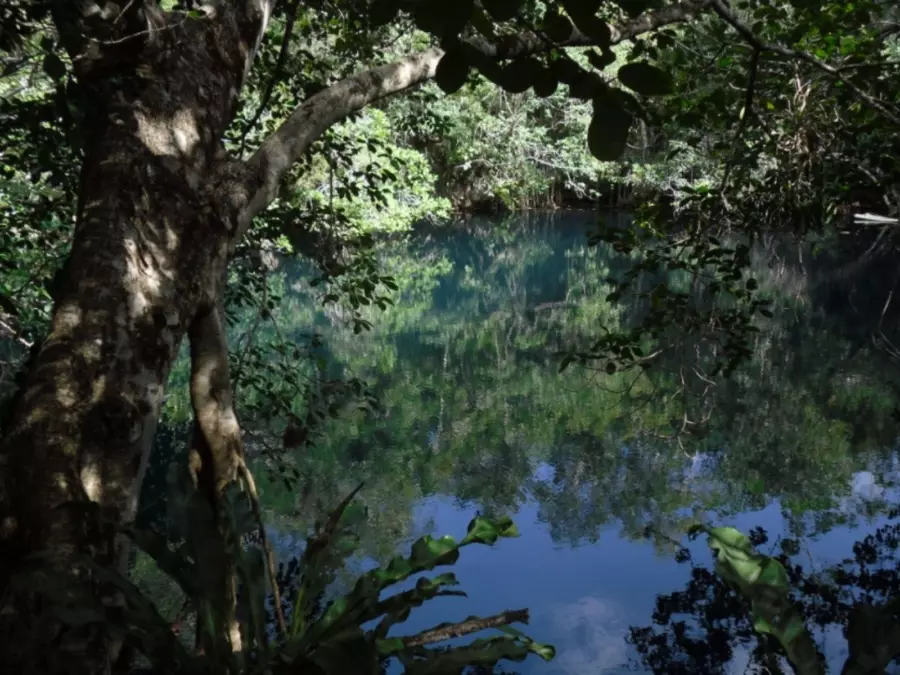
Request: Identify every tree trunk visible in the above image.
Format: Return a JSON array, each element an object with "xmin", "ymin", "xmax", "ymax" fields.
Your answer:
[{"xmin": 0, "ymin": 8, "xmax": 267, "ymax": 673}]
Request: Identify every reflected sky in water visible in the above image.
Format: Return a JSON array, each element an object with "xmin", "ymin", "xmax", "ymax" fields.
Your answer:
[
  {"xmin": 149, "ymin": 211, "xmax": 900, "ymax": 673},
  {"xmin": 303, "ymin": 213, "xmax": 900, "ymax": 673},
  {"xmin": 374, "ymin": 464, "xmax": 900, "ymax": 674}
]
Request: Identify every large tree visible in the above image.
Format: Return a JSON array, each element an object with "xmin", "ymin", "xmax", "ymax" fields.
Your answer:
[{"xmin": 0, "ymin": 0, "xmax": 897, "ymax": 672}]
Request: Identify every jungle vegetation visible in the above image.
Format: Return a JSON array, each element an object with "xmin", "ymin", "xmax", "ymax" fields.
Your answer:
[{"xmin": 1, "ymin": 0, "xmax": 899, "ymax": 673}]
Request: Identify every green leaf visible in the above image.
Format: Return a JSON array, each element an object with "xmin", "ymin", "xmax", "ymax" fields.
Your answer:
[
  {"xmin": 588, "ymin": 101, "xmax": 633, "ymax": 161},
  {"xmin": 586, "ymin": 48, "xmax": 617, "ymax": 71},
  {"xmin": 464, "ymin": 516, "xmax": 518, "ymax": 544},
  {"xmin": 498, "ymin": 57, "xmax": 543, "ymax": 94},
  {"xmin": 533, "ymin": 68, "xmax": 559, "ymax": 98},
  {"xmin": 376, "ymin": 637, "xmax": 406, "ymax": 656},
  {"xmin": 435, "ymin": 49, "xmax": 470, "ymax": 94},
  {"xmin": 617, "ymin": 62, "xmax": 673, "ymax": 96},
  {"xmin": 703, "ymin": 525, "xmax": 823, "ymax": 675},
  {"xmin": 542, "ymin": 10, "xmax": 575, "ymax": 43},
  {"xmin": 410, "ymin": 534, "xmax": 460, "ymax": 567}
]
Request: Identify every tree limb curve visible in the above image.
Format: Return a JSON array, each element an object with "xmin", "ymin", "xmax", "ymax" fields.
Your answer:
[{"xmin": 237, "ymin": 0, "xmax": 713, "ymax": 233}]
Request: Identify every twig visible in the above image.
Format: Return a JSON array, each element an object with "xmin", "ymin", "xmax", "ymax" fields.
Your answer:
[
  {"xmin": 720, "ymin": 47, "xmax": 760, "ymax": 193},
  {"xmin": 709, "ymin": 0, "xmax": 900, "ymax": 126},
  {"xmin": 238, "ymin": 0, "xmax": 300, "ymax": 157},
  {"xmin": 401, "ymin": 609, "xmax": 530, "ymax": 648},
  {"xmin": 236, "ymin": 456, "xmax": 287, "ymax": 635}
]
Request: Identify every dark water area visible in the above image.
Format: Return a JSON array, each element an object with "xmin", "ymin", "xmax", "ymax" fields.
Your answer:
[{"xmin": 144, "ymin": 211, "xmax": 900, "ymax": 673}]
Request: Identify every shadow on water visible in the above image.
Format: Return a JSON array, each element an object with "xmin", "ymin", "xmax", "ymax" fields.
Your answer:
[{"xmin": 141, "ymin": 211, "xmax": 900, "ymax": 673}]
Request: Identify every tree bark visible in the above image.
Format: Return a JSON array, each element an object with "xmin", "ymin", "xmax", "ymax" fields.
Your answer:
[
  {"xmin": 0, "ymin": 1, "xmax": 710, "ymax": 671},
  {"xmin": 0, "ymin": 5, "xmax": 270, "ymax": 672}
]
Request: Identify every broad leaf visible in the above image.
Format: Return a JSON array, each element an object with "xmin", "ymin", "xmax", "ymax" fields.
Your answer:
[
  {"xmin": 588, "ymin": 101, "xmax": 633, "ymax": 161},
  {"xmin": 703, "ymin": 526, "xmax": 823, "ymax": 675},
  {"xmin": 617, "ymin": 62, "xmax": 673, "ymax": 96},
  {"xmin": 435, "ymin": 50, "xmax": 470, "ymax": 94}
]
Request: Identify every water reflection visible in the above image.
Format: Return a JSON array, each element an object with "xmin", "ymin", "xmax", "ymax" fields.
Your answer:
[{"xmin": 142, "ymin": 211, "xmax": 900, "ymax": 672}]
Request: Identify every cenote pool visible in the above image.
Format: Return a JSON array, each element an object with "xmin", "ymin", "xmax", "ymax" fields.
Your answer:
[{"xmin": 140, "ymin": 211, "xmax": 900, "ymax": 673}]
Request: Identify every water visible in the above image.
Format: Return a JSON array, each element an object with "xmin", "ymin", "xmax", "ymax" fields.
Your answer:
[{"xmin": 146, "ymin": 211, "xmax": 900, "ymax": 672}]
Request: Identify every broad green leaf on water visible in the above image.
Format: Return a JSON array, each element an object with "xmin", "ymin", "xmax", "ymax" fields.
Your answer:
[
  {"xmin": 435, "ymin": 49, "xmax": 470, "ymax": 94},
  {"xmin": 319, "ymin": 596, "xmax": 350, "ymax": 631},
  {"xmin": 616, "ymin": 62, "xmax": 673, "ymax": 96},
  {"xmin": 497, "ymin": 625, "xmax": 556, "ymax": 661},
  {"xmin": 529, "ymin": 641, "xmax": 557, "ymax": 661},
  {"xmin": 464, "ymin": 515, "xmax": 519, "ymax": 544},
  {"xmin": 588, "ymin": 101, "xmax": 633, "ymax": 161},
  {"xmin": 384, "ymin": 554, "xmax": 415, "ymax": 580},
  {"xmin": 483, "ymin": 0, "xmax": 522, "ymax": 21},
  {"xmin": 702, "ymin": 525, "xmax": 823, "ymax": 675},
  {"xmin": 376, "ymin": 637, "xmax": 406, "ymax": 656},
  {"xmin": 410, "ymin": 534, "xmax": 460, "ymax": 567}
]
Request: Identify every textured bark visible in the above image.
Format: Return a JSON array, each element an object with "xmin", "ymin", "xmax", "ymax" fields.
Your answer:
[
  {"xmin": 0, "ymin": 4, "xmax": 270, "ymax": 673},
  {"xmin": 187, "ymin": 302, "xmax": 246, "ymax": 652},
  {"xmin": 0, "ymin": 1, "xmax": 708, "ymax": 671}
]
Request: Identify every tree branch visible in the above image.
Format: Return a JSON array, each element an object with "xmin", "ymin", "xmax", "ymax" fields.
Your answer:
[
  {"xmin": 237, "ymin": 0, "xmax": 301, "ymax": 157},
  {"xmin": 709, "ymin": 0, "xmax": 900, "ymax": 126},
  {"xmin": 400, "ymin": 609, "xmax": 530, "ymax": 648},
  {"xmin": 237, "ymin": 0, "xmax": 713, "ymax": 233}
]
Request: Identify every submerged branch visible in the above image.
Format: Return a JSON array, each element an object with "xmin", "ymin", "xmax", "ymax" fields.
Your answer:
[{"xmin": 401, "ymin": 609, "xmax": 530, "ymax": 648}]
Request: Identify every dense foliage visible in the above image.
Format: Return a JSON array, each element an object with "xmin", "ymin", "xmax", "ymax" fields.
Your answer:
[{"xmin": 2, "ymin": 0, "xmax": 900, "ymax": 673}]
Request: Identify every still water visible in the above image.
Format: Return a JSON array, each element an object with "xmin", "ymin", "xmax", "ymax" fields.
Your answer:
[{"xmin": 149, "ymin": 211, "xmax": 900, "ymax": 672}]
